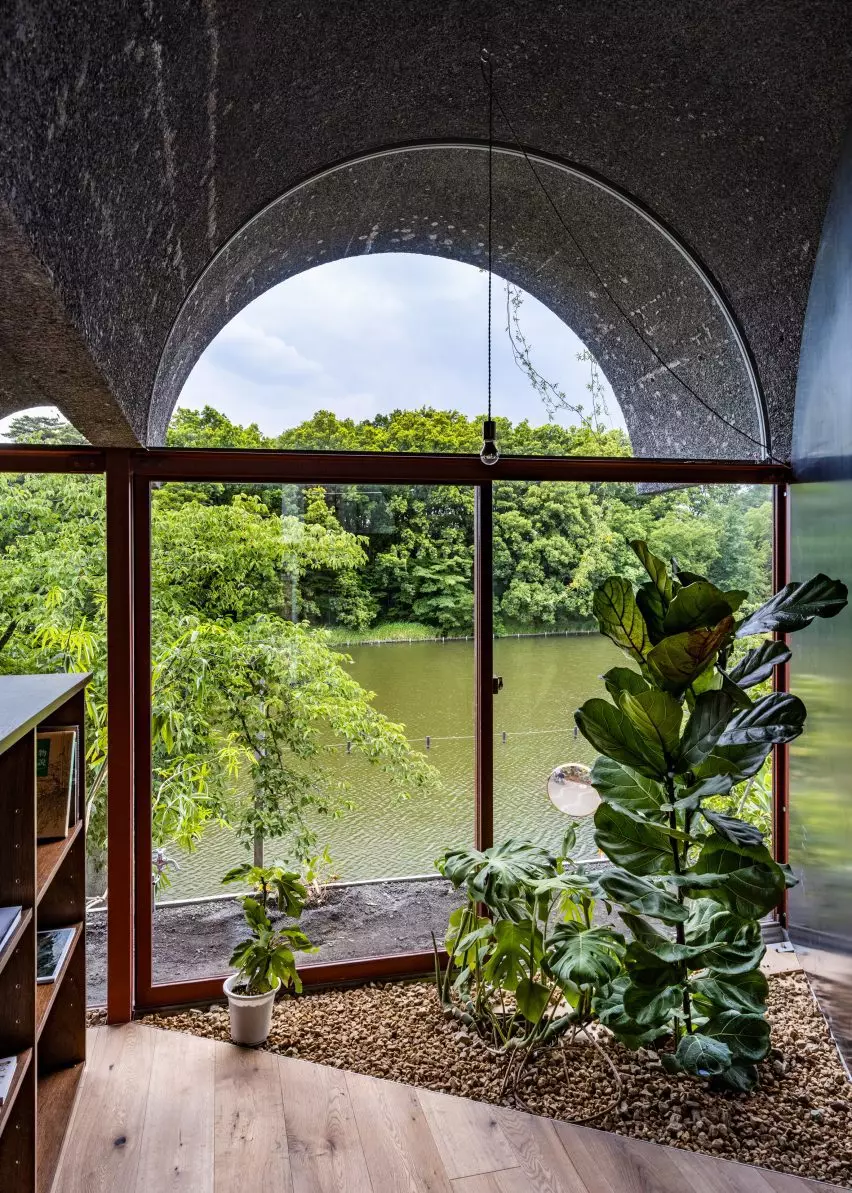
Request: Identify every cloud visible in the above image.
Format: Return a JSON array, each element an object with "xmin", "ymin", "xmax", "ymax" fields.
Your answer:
[
  {"xmin": 177, "ymin": 254, "xmax": 622, "ymax": 437},
  {"xmin": 207, "ymin": 321, "xmax": 322, "ymax": 385}
]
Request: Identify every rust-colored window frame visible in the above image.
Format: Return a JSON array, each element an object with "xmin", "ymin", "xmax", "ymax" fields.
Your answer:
[
  {"xmin": 128, "ymin": 448, "xmax": 790, "ymax": 1015},
  {"xmin": 0, "ymin": 444, "xmax": 791, "ymax": 1021}
]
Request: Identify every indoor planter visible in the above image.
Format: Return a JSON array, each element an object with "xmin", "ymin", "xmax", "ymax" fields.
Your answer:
[{"xmin": 224, "ymin": 888, "xmax": 315, "ymax": 1045}]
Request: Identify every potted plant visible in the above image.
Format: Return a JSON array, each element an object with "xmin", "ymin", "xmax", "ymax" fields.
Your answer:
[{"xmin": 224, "ymin": 895, "xmax": 315, "ymax": 1045}]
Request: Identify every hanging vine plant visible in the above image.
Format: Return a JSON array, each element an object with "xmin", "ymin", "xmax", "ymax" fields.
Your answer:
[{"xmin": 575, "ymin": 540, "xmax": 846, "ymax": 1091}]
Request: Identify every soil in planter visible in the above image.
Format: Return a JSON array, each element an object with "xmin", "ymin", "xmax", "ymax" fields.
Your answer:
[{"xmin": 139, "ymin": 971, "xmax": 852, "ymax": 1188}]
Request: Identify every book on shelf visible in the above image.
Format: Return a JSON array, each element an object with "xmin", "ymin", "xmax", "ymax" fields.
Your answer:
[
  {"xmin": 0, "ymin": 906, "xmax": 22, "ymax": 956},
  {"xmin": 36, "ymin": 926, "xmax": 76, "ymax": 984},
  {"xmin": 0, "ymin": 1055, "xmax": 16, "ymax": 1106},
  {"xmin": 36, "ymin": 725, "xmax": 77, "ymax": 840}
]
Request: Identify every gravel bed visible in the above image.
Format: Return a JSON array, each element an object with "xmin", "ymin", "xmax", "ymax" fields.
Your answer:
[{"xmin": 139, "ymin": 971, "xmax": 852, "ymax": 1187}]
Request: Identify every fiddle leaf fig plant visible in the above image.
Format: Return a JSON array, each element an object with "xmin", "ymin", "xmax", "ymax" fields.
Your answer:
[{"xmin": 575, "ymin": 540, "xmax": 846, "ymax": 1090}]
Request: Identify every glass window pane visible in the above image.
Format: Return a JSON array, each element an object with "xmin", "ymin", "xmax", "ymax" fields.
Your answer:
[
  {"xmin": 493, "ymin": 481, "xmax": 774, "ymax": 858},
  {"xmin": 158, "ymin": 146, "xmax": 763, "ymax": 462},
  {"xmin": 148, "ymin": 480, "xmax": 473, "ymax": 986}
]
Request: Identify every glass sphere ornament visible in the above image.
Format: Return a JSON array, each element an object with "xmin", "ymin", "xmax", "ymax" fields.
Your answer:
[{"xmin": 547, "ymin": 763, "xmax": 600, "ymax": 817}]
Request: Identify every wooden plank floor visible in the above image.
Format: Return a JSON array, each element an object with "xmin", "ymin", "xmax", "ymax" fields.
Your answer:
[{"xmin": 54, "ymin": 1024, "xmax": 844, "ymax": 1193}]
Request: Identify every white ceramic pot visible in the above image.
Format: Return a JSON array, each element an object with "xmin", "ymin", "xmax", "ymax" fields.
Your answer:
[{"xmin": 223, "ymin": 972, "xmax": 280, "ymax": 1045}]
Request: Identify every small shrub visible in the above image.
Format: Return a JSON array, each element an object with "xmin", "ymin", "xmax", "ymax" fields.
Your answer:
[{"xmin": 435, "ymin": 831, "xmax": 625, "ymax": 1094}]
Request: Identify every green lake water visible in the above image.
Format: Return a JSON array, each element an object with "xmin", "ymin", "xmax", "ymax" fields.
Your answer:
[{"xmin": 162, "ymin": 633, "xmax": 618, "ymax": 900}]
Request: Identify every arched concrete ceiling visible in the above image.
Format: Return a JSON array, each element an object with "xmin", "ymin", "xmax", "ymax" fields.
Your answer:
[
  {"xmin": 156, "ymin": 146, "xmax": 765, "ymax": 459},
  {"xmin": 1, "ymin": 1, "xmax": 851, "ymax": 451}
]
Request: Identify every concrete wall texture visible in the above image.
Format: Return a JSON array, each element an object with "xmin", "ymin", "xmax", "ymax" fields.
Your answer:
[{"xmin": 1, "ymin": 2, "xmax": 852, "ymax": 448}]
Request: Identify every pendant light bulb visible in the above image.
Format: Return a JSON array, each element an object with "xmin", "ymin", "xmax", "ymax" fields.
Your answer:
[{"xmin": 480, "ymin": 418, "xmax": 499, "ymax": 466}]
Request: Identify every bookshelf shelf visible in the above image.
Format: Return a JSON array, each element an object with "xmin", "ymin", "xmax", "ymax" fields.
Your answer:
[
  {"xmin": 35, "ymin": 923, "xmax": 84, "ymax": 1040},
  {"xmin": 0, "ymin": 1048, "xmax": 33, "ymax": 1141},
  {"xmin": 36, "ymin": 822, "xmax": 84, "ymax": 904},
  {"xmin": 36, "ymin": 1063, "xmax": 85, "ymax": 1193},
  {"xmin": 0, "ymin": 673, "xmax": 89, "ymax": 1193},
  {"xmin": 0, "ymin": 909, "xmax": 33, "ymax": 981}
]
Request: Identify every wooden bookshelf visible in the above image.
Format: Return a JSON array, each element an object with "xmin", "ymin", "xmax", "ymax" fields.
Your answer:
[{"xmin": 0, "ymin": 674, "xmax": 90, "ymax": 1193}]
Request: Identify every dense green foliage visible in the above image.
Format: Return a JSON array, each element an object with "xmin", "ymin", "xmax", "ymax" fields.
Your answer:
[
  {"xmin": 575, "ymin": 541, "xmax": 847, "ymax": 1089},
  {"xmin": 163, "ymin": 405, "xmax": 772, "ymax": 636},
  {"xmin": 0, "ymin": 406, "xmax": 772, "ymax": 887},
  {"xmin": 436, "ymin": 831, "xmax": 626, "ymax": 1095}
]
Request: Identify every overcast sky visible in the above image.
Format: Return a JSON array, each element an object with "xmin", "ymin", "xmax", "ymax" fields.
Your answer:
[
  {"xmin": 1, "ymin": 254, "xmax": 623, "ymax": 439},
  {"xmin": 177, "ymin": 254, "xmax": 621, "ymax": 435}
]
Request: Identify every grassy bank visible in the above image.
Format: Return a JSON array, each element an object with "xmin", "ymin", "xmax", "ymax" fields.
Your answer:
[{"xmin": 325, "ymin": 620, "xmax": 597, "ymax": 646}]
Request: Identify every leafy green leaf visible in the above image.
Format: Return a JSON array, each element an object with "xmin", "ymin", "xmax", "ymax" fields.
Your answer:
[
  {"xmin": 692, "ymin": 969, "xmax": 769, "ymax": 1016},
  {"xmin": 670, "ymin": 773, "xmax": 734, "ymax": 812},
  {"xmin": 736, "ymin": 574, "xmax": 848, "ymax": 637},
  {"xmin": 682, "ymin": 899, "xmax": 765, "ymax": 974},
  {"xmin": 601, "ymin": 666, "xmax": 650, "ymax": 702},
  {"xmin": 719, "ymin": 673, "xmax": 755, "ymax": 709},
  {"xmin": 589, "ymin": 756, "xmax": 667, "ymax": 819},
  {"xmin": 636, "ymin": 582, "xmax": 667, "ymax": 644},
  {"xmin": 515, "ymin": 978, "xmax": 552, "ymax": 1023},
  {"xmin": 575, "ymin": 699, "xmax": 667, "ymax": 778},
  {"xmin": 445, "ymin": 907, "xmax": 493, "ymax": 968},
  {"xmin": 692, "ymin": 839, "xmax": 785, "ymax": 918},
  {"xmin": 704, "ymin": 1010, "xmax": 771, "ymax": 1061},
  {"xmin": 675, "ymin": 691, "xmax": 734, "ymax": 772},
  {"xmin": 779, "ymin": 862, "xmax": 799, "ymax": 890},
  {"xmin": 663, "ymin": 582, "xmax": 741, "ymax": 634},
  {"xmin": 598, "ymin": 867, "xmax": 687, "ymax": 923},
  {"xmin": 675, "ymin": 1032, "xmax": 732, "ymax": 1078},
  {"xmin": 438, "ymin": 840, "xmax": 556, "ymax": 914},
  {"xmin": 620, "ymin": 690, "xmax": 683, "ymax": 762},
  {"xmin": 646, "ymin": 616, "xmax": 734, "ymax": 693},
  {"xmin": 630, "ymin": 540, "xmax": 673, "ymax": 602},
  {"xmin": 482, "ymin": 919, "xmax": 543, "ymax": 992},
  {"xmin": 623, "ymin": 981, "xmax": 682, "ymax": 1027},
  {"xmin": 692, "ymin": 740, "xmax": 772, "ymax": 782},
  {"xmin": 595, "ymin": 976, "xmax": 669, "ymax": 1048},
  {"xmin": 546, "ymin": 922, "xmax": 625, "ymax": 989},
  {"xmin": 711, "ymin": 1060, "xmax": 759, "ymax": 1092},
  {"xmin": 593, "ymin": 804, "xmax": 677, "ymax": 875},
  {"xmin": 593, "ymin": 576, "xmax": 650, "ymax": 662},
  {"xmin": 559, "ymin": 825, "xmax": 577, "ymax": 857},
  {"xmin": 701, "ymin": 809, "xmax": 764, "ymax": 847},
  {"xmin": 728, "ymin": 640, "xmax": 792, "ymax": 688},
  {"xmin": 719, "ymin": 692, "xmax": 806, "ymax": 747}
]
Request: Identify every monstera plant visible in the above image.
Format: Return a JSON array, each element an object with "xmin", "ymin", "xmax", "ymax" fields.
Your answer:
[
  {"xmin": 575, "ymin": 541, "xmax": 846, "ymax": 1090},
  {"xmin": 435, "ymin": 831, "xmax": 625, "ymax": 1097}
]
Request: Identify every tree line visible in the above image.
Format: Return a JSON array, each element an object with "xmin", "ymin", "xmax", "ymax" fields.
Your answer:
[{"xmin": 0, "ymin": 406, "xmax": 771, "ymax": 881}]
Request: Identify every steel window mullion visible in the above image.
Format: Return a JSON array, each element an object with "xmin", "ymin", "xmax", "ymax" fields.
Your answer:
[
  {"xmin": 474, "ymin": 483, "xmax": 494, "ymax": 851},
  {"xmin": 128, "ymin": 447, "xmax": 789, "ymax": 487},
  {"xmin": 772, "ymin": 481, "xmax": 791, "ymax": 924},
  {"xmin": 105, "ymin": 450, "xmax": 135, "ymax": 1023}
]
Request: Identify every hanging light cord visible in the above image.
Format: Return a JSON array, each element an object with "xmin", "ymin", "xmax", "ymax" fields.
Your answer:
[
  {"xmin": 478, "ymin": 48, "xmax": 500, "ymax": 466},
  {"xmin": 482, "ymin": 47, "xmax": 494, "ymax": 424},
  {"xmin": 482, "ymin": 55, "xmax": 778, "ymax": 465}
]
